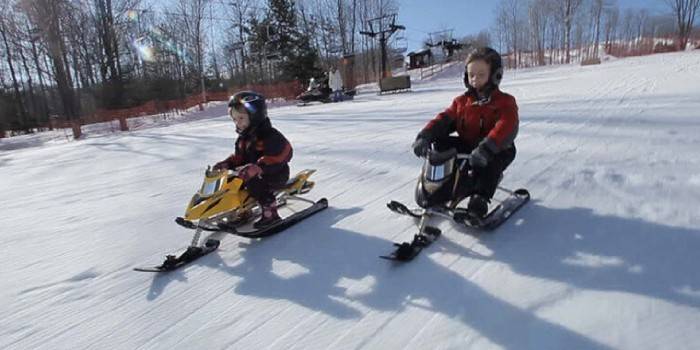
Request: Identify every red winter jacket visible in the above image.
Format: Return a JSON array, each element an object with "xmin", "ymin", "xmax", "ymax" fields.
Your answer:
[{"xmin": 419, "ymin": 88, "xmax": 519, "ymax": 153}]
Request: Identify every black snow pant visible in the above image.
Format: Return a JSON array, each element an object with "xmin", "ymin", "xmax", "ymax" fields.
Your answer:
[
  {"xmin": 245, "ymin": 164, "xmax": 290, "ymax": 206},
  {"xmin": 433, "ymin": 136, "xmax": 516, "ymax": 200}
]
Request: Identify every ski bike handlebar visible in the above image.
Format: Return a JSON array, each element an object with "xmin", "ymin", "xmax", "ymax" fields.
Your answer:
[{"xmin": 423, "ymin": 147, "xmax": 471, "ymax": 160}]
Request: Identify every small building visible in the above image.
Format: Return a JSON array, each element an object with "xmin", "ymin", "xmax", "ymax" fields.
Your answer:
[{"xmin": 406, "ymin": 49, "xmax": 432, "ymax": 70}]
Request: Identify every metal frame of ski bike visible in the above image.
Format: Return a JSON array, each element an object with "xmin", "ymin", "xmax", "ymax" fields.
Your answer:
[
  {"xmin": 382, "ymin": 152, "xmax": 530, "ymax": 261},
  {"xmin": 187, "ymin": 190, "xmax": 320, "ymax": 247}
]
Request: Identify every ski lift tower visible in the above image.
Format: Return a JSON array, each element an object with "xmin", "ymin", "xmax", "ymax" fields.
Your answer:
[{"xmin": 359, "ymin": 14, "xmax": 405, "ymax": 79}]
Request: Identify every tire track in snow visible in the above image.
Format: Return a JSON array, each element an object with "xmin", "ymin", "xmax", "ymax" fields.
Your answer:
[
  {"xmin": 534, "ymin": 59, "xmax": 667, "ymax": 206},
  {"xmin": 518, "ymin": 65, "xmax": 652, "ymax": 195}
]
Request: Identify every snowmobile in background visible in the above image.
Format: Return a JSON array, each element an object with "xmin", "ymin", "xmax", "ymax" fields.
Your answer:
[
  {"xmin": 296, "ymin": 77, "xmax": 332, "ymax": 105},
  {"xmin": 296, "ymin": 77, "xmax": 356, "ymax": 106},
  {"xmin": 135, "ymin": 167, "xmax": 328, "ymax": 272},
  {"xmin": 383, "ymin": 146, "xmax": 530, "ymax": 261}
]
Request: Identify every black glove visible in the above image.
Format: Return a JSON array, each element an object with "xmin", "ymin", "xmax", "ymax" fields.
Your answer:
[
  {"xmin": 412, "ymin": 137, "xmax": 430, "ymax": 158},
  {"xmin": 470, "ymin": 143, "xmax": 493, "ymax": 168},
  {"xmin": 213, "ymin": 160, "xmax": 229, "ymax": 170}
]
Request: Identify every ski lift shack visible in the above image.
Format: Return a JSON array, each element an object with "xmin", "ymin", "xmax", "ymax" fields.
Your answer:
[{"xmin": 407, "ymin": 48, "xmax": 432, "ymax": 70}]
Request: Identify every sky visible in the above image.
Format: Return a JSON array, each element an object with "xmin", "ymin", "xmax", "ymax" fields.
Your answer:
[{"xmin": 397, "ymin": 0, "xmax": 672, "ymax": 52}]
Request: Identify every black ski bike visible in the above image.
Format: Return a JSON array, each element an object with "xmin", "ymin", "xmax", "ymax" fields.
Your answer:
[{"xmin": 383, "ymin": 146, "xmax": 530, "ymax": 261}]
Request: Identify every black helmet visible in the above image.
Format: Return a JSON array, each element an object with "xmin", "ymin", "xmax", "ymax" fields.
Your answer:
[
  {"xmin": 228, "ymin": 91, "xmax": 268, "ymax": 132},
  {"xmin": 463, "ymin": 47, "xmax": 503, "ymax": 90}
]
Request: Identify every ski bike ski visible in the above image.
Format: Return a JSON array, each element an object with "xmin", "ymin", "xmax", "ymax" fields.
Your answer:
[
  {"xmin": 382, "ymin": 149, "xmax": 530, "ymax": 262},
  {"xmin": 134, "ymin": 167, "xmax": 328, "ymax": 272}
]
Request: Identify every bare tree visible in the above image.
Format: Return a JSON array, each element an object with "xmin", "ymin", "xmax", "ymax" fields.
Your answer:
[
  {"xmin": 177, "ymin": 0, "xmax": 208, "ymax": 99},
  {"xmin": 15, "ymin": 22, "xmax": 40, "ymax": 121},
  {"xmin": 19, "ymin": 11, "xmax": 50, "ymax": 123},
  {"xmin": 590, "ymin": 0, "xmax": 604, "ymax": 58},
  {"xmin": 494, "ymin": 1, "xmax": 511, "ymax": 67},
  {"xmin": 22, "ymin": 0, "xmax": 80, "ymax": 121},
  {"xmin": 226, "ymin": 0, "xmax": 256, "ymax": 84},
  {"xmin": 0, "ymin": 2, "xmax": 30, "ymax": 126},
  {"xmin": 637, "ymin": 9, "xmax": 650, "ymax": 43},
  {"xmin": 495, "ymin": 0, "xmax": 530, "ymax": 68},
  {"xmin": 621, "ymin": 9, "xmax": 635, "ymax": 45},
  {"xmin": 603, "ymin": 2, "xmax": 619, "ymax": 54},
  {"xmin": 553, "ymin": 0, "xmax": 584, "ymax": 63},
  {"xmin": 95, "ymin": 0, "xmax": 120, "ymax": 85},
  {"xmin": 349, "ymin": 0, "xmax": 358, "ymax": 54},
  {"xmin": 664, "ymin": 0, "xmax": 700, "ymax": 49},
  {"xmin": 528, "ymin": 0, "xmax": 549, "ymax": 66},
  {"xmin": 88, "ymin": 0, "xmax": 140, "ymax": 107}
]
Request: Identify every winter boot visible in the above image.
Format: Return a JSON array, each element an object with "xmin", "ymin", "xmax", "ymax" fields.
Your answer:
[
  {"xmin": 254, "ymin": 203, "xmax": 281, "ymax": 229},
  {"xmin": 467, "ymin": 194, "xmax": 489, "ymax": 218}
]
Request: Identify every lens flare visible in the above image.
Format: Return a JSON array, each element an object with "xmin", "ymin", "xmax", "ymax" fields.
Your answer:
[
  {"xmin": 129, "ymin": 25, "xmax": 192, "ymax": 64},
  {"xmin": 132, "ymin": 38, "xmax": 155, "ymax": 62},
  {"xmin": 126, "ymin": 10, "xmax": 139, "ymax": 21}
]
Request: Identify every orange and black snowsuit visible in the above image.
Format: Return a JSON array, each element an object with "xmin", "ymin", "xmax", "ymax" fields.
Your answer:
[
  {"xmin": 219, "ymin": 118, "xmax": 293, "ymax": 205},
  {"xmin": 418, "ymin": 88, "xmax": 519, "ymax": 199}
]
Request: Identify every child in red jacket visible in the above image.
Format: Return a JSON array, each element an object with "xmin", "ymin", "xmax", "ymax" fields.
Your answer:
[
  {"xmin": 412, "ymin": 47, "xmax": 519, "ymax": 218},
  {"xmin": 214, "ymin": 91, "xmax": 293, "ymax": 228}
]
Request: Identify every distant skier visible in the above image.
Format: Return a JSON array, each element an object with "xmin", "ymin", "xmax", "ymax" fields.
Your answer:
[
  {"xmin": 214, "ymin": 91, "xmax": 293, "ymax": 228},
  {"xmin": 411, "ymin": 47, "xmax": 519, "ymax": 218},
  {"xmin": 329, "ymin": 67, "xmax": 344, "ymax": 102}
]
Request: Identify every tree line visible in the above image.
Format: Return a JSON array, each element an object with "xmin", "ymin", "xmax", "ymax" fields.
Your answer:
[
  {"xmin": 491, "ymin": 0, "xmax": 699, "ymax": 68},
  {"xmin": 0, "ymin": 0, "xmax": 400, "ymax": 135},
  {"xmin": 1, "ymin": 0, "xmax": 698, "ymax": 136}
]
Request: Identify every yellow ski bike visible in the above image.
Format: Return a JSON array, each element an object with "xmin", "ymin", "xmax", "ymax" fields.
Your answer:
[{"xmin": 135, "ymin": 167, "xmax": 327, "ymax": 272}]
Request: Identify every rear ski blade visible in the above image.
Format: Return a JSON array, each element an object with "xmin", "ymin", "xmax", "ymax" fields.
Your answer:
[
  {"xmin": 459, "ymin": 188, "xmax": 530, "ymax": 230},
  {"xmin": 219, "ymin": 198, "xmax": 328, "ymax": 238}
]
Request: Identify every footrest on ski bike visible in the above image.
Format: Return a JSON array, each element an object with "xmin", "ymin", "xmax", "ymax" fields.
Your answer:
[
  {"xmin": 217, "ymin": 198, "xmax": 329, "ymax": 238},
  {"xmin": 387, "ymin": 200, "xmax": 422, "ymax": 218},
  {"xmin": 453, "ymin": 208, "xmax": 484, "ymax": 227}
]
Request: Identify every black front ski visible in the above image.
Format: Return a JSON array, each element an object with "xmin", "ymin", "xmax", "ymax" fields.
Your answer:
[
  {"xmin": 136, "ymin": 198, "xmax": 329, "ymax": 273},
  {"xmin": 380, "ymin": 226, "xmax": 441, "ymax": 261},
  {"xmin": 134, "ymin": 239, "xmax": 221, "ymax": 272}
]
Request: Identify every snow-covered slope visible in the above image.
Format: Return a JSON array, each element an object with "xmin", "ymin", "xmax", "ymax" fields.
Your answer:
[{"xmin": 2, "ymin": 51, "xmax": 700, "ymax": 350}]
